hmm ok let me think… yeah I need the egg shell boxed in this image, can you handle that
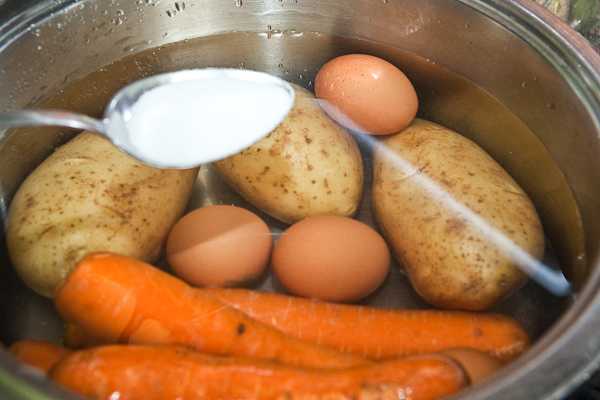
[315,54,418,135]
[166,205,272,287]
[272,216,390,302]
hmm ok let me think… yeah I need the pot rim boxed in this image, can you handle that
[0,0,77,52]
[0,1,599,399]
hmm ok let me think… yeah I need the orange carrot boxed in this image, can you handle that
[205,288,530,361]
[9,340,70,373]
[51,345,467,400]
[61,285,529,362]
[54,253,366,369]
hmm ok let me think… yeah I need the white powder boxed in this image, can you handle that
[110,69,294,168]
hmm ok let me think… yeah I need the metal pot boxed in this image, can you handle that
[0,0,599,399]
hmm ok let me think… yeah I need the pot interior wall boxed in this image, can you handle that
[0,30,571,345]
[0,0,598,398]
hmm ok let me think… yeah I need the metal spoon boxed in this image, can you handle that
[0,69,295,169]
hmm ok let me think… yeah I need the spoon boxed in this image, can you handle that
[0,69,295,169]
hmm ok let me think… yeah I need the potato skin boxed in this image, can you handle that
[372,119,544,310]
[215,85,363,224]
[6,132,198,297]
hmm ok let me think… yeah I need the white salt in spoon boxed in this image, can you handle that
[0,69,295,169]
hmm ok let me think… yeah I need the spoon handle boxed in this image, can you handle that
[0,110,106,133]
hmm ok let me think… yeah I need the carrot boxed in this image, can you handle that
[51,345,467,400]
[205,288,530,361]
[54,253,366,369]
[9,340,70,373]
[60,282,529,362]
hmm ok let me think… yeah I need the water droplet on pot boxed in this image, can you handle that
[234,0,243,7]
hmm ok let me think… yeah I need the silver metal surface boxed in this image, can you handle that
[0,109,104,133]
[0,0,597,399]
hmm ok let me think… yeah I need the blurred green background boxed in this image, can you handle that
[538,0,600,48]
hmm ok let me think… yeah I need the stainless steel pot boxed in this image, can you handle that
[0,0,599,399]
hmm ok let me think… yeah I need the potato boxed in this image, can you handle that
[215,85,363,224]
[6,132,198,297]
[372,119,544,310]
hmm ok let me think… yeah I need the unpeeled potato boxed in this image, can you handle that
[215,84,363,224]
[372,119,544,310]
[6,132,198,297]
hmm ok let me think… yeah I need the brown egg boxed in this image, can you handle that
[315,54,418,135]
[272,216,390,302]
[166,205,272,287]
[444,348,503,385]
